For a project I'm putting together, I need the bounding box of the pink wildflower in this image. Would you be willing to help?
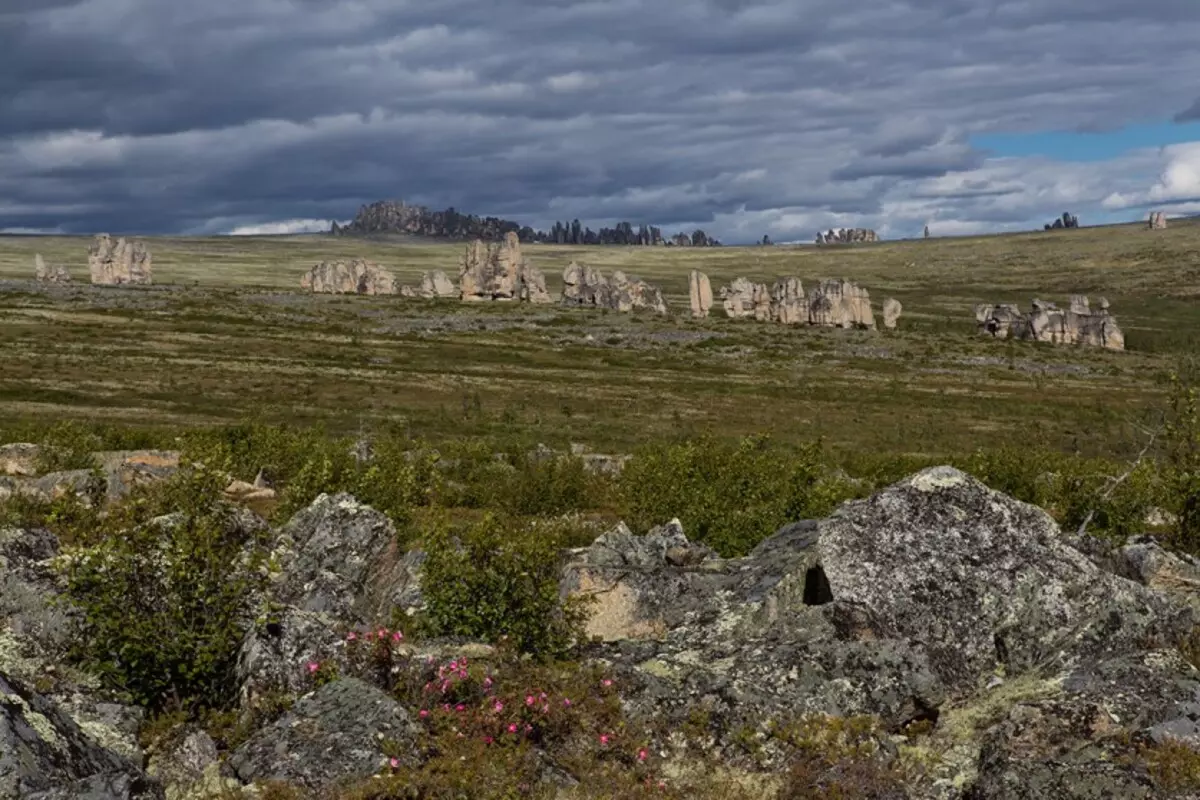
[346,632,357,642]
[378,628,387,638]
[493,700,504,712]
[601,679,613,688]
[455,704,465,712]
[563,698,572,707]
[638,749,648,762]
[526,695,535,706]
[419,709,429,719]
[306,662,319,674]
[483,676,494,688]
[599,734,610,745]
[392,631,403,642]
[508,723,518,733]
[389,757,399,769]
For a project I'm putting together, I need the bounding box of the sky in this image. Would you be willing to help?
[4,1,1200,245]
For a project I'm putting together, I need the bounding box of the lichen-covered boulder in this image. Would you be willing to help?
[565,466,1196,791]
[236,494,423,707]
[0,670,161,800]
[227,678,419,792]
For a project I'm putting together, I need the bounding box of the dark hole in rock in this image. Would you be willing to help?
[994,633,1009,665]
[896,698,941,734]
[266,621,282,638]
[803,565,833,606]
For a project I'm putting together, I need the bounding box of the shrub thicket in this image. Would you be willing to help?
[57,466,269,711]
[420,514,588,658]
[619,435,855,557]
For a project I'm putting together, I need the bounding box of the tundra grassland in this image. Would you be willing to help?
[1,220,1198,460]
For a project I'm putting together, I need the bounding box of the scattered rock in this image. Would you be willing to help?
[227,677,419,792]
[458,233,551,303]
[146,727,233,800]
[883,297,902,330]
[815,228,879,245]
[88,235,152,286]
[561,264,668,314]
[0,444,41,477]
[688,271,713,318]
[300,259,396,295]
[1148,211,1168,230]
[975,296,1124,351]
[34,254,71,284]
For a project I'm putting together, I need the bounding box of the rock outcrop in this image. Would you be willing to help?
[975,296,1124,351]
[458,233,552,303]
[34,253,71,283]
[561,264,668,314]
[564,466,1198,794]
[716,277,876,328]
[815,228,879,245]
[719,277,773,321]
[882,297,902,330]
[806,279,876,328]
[1149,211,1168,230]
[688,271,713,318]
[88,235,152,286]
[300,259,397,295]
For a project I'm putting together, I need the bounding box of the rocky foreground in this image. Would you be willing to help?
[4,467,1200,798]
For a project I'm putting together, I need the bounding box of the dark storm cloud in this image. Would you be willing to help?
[2,0,1200,241]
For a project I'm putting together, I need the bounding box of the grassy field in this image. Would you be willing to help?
[1,220,1198,459]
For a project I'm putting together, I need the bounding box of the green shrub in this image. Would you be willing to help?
[619,435,851,557]
[420,514,588,658]
[1166,372,1200,552]
[57,466,269,711]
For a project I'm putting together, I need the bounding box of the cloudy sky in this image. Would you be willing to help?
[4,0,1200,244]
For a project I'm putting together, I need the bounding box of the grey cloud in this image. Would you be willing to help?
[1,0,1199,241]
[1175,98,1200,123]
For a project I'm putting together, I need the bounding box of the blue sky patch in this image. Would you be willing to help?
[972,120,1200,162]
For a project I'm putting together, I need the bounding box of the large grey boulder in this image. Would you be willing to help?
[227,677,418,792]
[564,467,1196,790]
[0,670,160,800]
[236,494,423,707]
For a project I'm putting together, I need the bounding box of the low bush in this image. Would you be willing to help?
[56,466,269,711]
[420,514,589,658]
